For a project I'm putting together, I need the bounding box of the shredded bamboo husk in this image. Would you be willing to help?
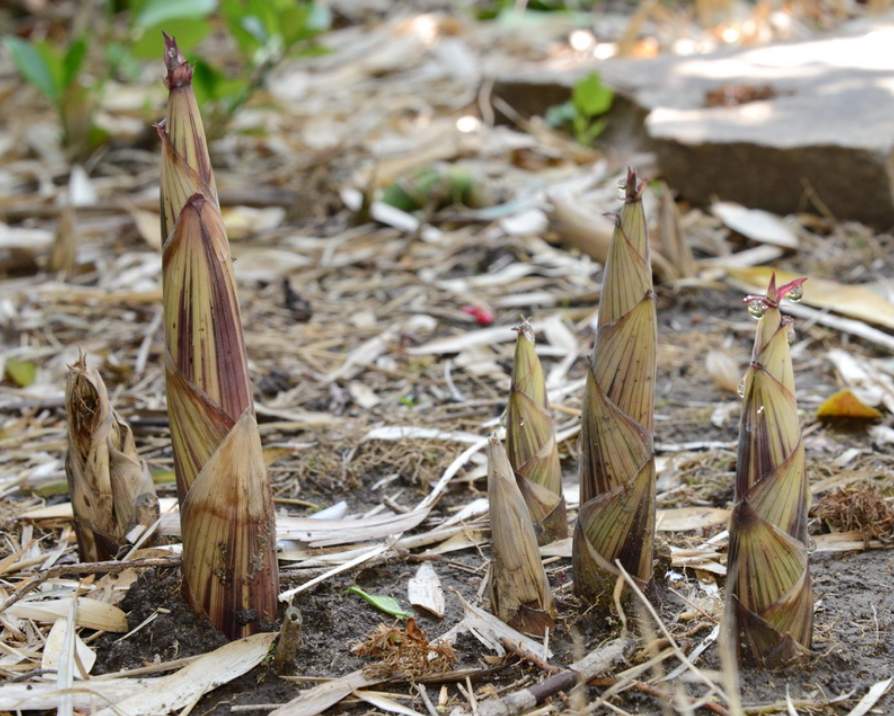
[65,354,159,561]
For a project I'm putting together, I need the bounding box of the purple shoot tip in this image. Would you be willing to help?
[162,33,192,90]
[742,273,807,317]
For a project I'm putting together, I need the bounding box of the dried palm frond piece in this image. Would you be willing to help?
[352,618,456,679]
[506,322,567,544]
[573,168,657,604]
[727,274,813,667]
[158,34,278,638]
[487,435,555,636]
[813,483,894,544]
[65,354,159,561]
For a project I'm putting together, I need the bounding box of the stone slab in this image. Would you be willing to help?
[489,19,894,227]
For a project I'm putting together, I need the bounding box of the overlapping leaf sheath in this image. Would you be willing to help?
[727,275,812,666]
[506,323,567,545]
[573,169,657,602]
[158,35,277,638]
[487,436,555,636]
[65,355,159,561]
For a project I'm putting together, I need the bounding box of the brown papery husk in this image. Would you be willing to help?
[180,410,278,639]
[65,355,159,561]
[487,436,555,636]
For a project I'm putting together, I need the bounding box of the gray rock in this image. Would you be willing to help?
[489,20,894,227]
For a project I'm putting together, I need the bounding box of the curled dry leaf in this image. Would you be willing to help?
[706,349,741,395]
[407,563,446,618]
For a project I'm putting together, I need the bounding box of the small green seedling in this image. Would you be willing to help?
[546,71,614,145]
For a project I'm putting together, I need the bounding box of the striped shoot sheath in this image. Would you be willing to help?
[158,34,278,638]
[65,354,159,561]
[487,435,556,635]
[506,322,568,545]
[728,274,812,666]
[573,169,657,603]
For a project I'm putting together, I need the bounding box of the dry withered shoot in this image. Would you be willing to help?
[727,274,813,666]
[506,321,567,544]
[487,434,556,636]
[158,34,278,638]
[65,354,159,561]
[573,168,657,603]
[353,618,456,679]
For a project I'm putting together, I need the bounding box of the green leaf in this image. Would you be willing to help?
[347,586,412,619]
[191,57,222,102]
[5,358,37,387]
[222,0,278,58]
[131,17,211,60]
[4,37,60,103]
[280,3,330,45]
[572,72,613,118]
[134,0,216,29]
[62,38,87,90]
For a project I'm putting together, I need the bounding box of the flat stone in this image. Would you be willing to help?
[489,19,894,227]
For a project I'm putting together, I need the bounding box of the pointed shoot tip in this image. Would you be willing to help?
[162,33,192,90]
[624,167,643,203]
[514,318,535,343]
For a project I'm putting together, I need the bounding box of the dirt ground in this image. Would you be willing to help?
[81,283,894,715]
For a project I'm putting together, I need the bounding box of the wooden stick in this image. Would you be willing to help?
[472,637,631,716]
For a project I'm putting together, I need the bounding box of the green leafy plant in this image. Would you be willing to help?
[190,0,331,127]
[3,35,103,155]
[381,166,485,213]
[546,71,614,145]
[477,0,599,20]
[128,0,216,57]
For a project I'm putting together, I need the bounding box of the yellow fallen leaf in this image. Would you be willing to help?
[727,267,894,331]
[220,206,285,240]
[816,389,882,419]
[129,208,162,250]
[657,506,730,531]
[5,358,37,387]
